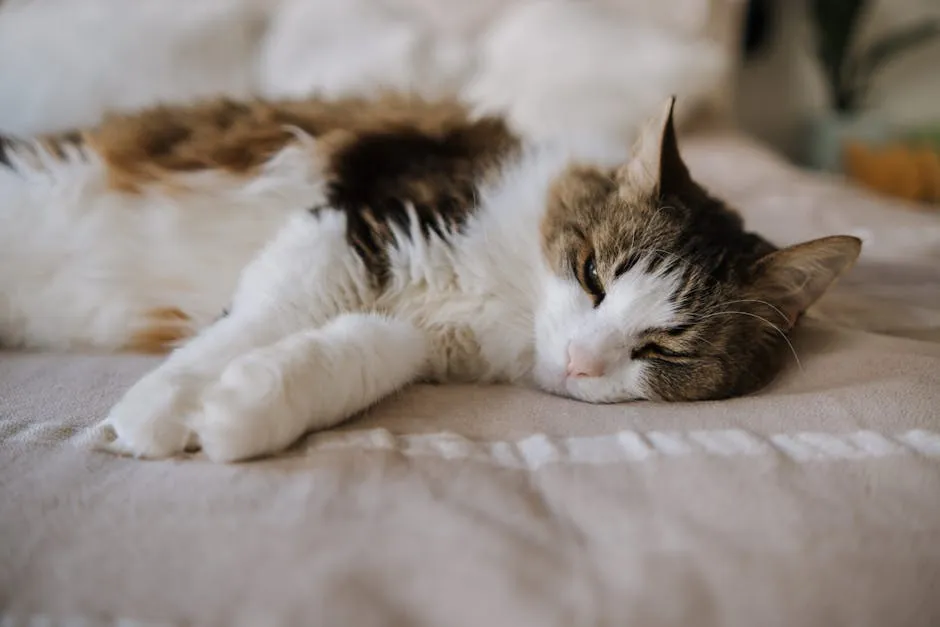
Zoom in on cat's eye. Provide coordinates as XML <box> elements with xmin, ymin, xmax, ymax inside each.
<box><xmin>571</xmin><ymin>247</ymin><xmax>607</xmax><ymax>307</ymax></box>
<box><xmin>583</xmin><ymin>256</ymin><xmax>604</xmax><ymax>298</ymax></box>
<box><xmin>576</xmin><ymin>254</ymin><xmax>604</xmax><ymax>307</ymax></box>
<box><xmin>631</xmin><ymin>342</ymin><xmax>692</xmax><ymax>361</ymax></box>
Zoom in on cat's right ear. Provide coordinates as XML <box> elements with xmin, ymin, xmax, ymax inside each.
<box><xmin>747</xmin><ymin>235</ymin><xmax>862</xmax><ymax>329</ymax></box>
<box><xmin>616</xmin><ymin>96</ymin><xmax>694</xmax><ymax>203</ymax></box>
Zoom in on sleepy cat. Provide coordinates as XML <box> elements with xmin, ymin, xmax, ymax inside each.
<box><xmin>0</xmin><ymin>95</ymin><xmax>861</xmax><ymax>462</ymax></box>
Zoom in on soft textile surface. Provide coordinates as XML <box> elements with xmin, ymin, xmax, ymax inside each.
<box><xmin>2</xmin><ymin>133</ymin><xmax>940</xmax><ymax>626</ymax></box>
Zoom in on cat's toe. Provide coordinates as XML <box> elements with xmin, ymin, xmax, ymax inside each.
<box><xmin>102</xmin><ymin>374</ymin><xmax>197</xmax><ymax>459</ymax></box>
<box><xmin>193</xmin><ymin>352</ymin><xmax>304</xmax><ymax>463</ymax></box>
<box><xmin>194</xmin><ymin>402</ymin><xmax>267</xmax><ymax>463</ymax></box>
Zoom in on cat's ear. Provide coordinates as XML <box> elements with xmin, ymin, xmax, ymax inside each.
<box><xmin>748</xmin><ymin>235</ymin><xmax>862</xmax><ymax>329</ymax></box>
<box><xmin>617</xmin><ymin>96</ymin><xmax>694</xmax><ymax>202</ymax></box>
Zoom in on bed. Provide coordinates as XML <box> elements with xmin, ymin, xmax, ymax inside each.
<box><xmin>2</xmin><ymin>1</ymin><xmax>939</xmax><ymax>625</ymax></box>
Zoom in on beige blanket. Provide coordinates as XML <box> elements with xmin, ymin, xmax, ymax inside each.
<box><xmin>2</xmin><ymin>133</ymin><xmax>940</xmax><ymax>626</ymax></box>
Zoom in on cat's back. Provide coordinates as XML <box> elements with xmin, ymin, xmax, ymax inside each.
<box><xmin>0</xmin><ymin>93</ymin><xmax>524</xmax><ymax>352</ymax></box>
<box><xmin>87</xmin><ymin>93</ymin><xmax>518</xmax><ymax>192</ymax></box>
<box><xmin>92</xmin><ymin>92</ymin><xmax>522</xmax><ymax>281</ymax></box>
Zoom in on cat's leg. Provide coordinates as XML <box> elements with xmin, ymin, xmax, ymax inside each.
<box><xmin>99</xmin><ymin>312</ymin><xmax>285</xmax><ymax>458</ymax></box>
<box><xmin>100</xmin><ymin>209</ymin><xmax>374</xmax><ymax>458</ymax></box>
<box><xmin>192</xmin><ymin>313</ymin><xmax>428</xmax><ymax>462</ymax></box>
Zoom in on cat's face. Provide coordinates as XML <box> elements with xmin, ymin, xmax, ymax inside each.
<box><xmin>532</xmin><ymin>98</ymin><xmax>861</xmax><ymax>403</ymax></box>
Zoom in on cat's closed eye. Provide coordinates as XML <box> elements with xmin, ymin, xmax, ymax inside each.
<box><xmin>665</xmin><ymin>324</ymin><xmax>689</xmax><ymax>337</ymax></box>
<box><xmin>631</xmin><ymin>342</ymin><xmax>695</xmax><ymax>361</ymax></box>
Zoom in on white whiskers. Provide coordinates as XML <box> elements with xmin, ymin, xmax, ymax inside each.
<box><xmin>694</xmin><ymin>310</ymin><xmax>804</xmax><ymax>372</ymax></box>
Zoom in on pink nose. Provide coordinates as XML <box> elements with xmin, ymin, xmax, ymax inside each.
<box><xmin>566</xmin><ymin>344</ymin><xmax>605</xmax><ymax>378</ymax></box>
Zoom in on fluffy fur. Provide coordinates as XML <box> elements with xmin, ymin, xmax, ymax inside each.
<box><xmin>0</xmin><ymin>94</ymin><xmax>861</xmax><ymax>463</ymax></box>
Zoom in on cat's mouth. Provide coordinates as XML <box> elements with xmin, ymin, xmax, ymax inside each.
<box><xmin>530</xmin><ymin>362</ymin><xmax>645</xmax><ymax>404</ymax></box>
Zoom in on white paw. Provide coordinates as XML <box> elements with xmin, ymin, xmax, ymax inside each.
<box><xmin>193</xmin><ymin>349</ymin><xmax>304</xmax><ymax>463</ymax></box>
<box><xmin>98</xmin><ymin>372</ymin><xmax>199</xmax><ymax>458</ymax></box>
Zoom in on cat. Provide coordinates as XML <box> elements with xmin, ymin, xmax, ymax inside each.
<box><xmin>0</xmin><ymin>94</ymin><xmax>861</xmax><ymax>462</ymax></box>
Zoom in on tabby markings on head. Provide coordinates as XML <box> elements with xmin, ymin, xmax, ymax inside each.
<box><xmin>534</xmin><ymin>97</ymin><xmax>861</xmax><ymax>402</ymax></box>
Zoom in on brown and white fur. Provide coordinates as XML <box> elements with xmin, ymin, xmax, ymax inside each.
<box><xmin>0</xmin><ymin>95</ymin><xmax>861</xmax><ymax>462</ymax></box>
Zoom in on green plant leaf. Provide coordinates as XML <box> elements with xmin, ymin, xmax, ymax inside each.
<box><xmin>843</xmin><ymin>19</ymin><xmax>940</xmax><ymax>111</ymax></box>
<box><xmin>808</xmin><ymin>0</ymin><xmax>869</xmax><ymax>111</ymax></box>
<box><xmin>855</xmin><ymin>20</ymin><xmax>940</xmax><ymax>80</ymax></box>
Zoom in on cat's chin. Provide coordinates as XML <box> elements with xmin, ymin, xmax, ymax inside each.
<box><xmin>563</xmin><ymin>385</ymin><xmax>646</xmax><ymax>405</ymax></box>
<box><xmin>538</xmin><ymin>383</ymin><xmax>646</xmax><ymax>405</ymax></box>
<box><xmin>530</xmin><ymin>364</ymin><xmax>645</xmax><ymax>405</ymax></box>
<box><xmin>530</xmin><ymin>362</ymin><xmax>569</xmax><ymax>394</ymax></box>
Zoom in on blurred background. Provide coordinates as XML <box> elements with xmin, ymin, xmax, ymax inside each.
<box><xmin>0</xmin><ymin>0</ymin><xmax>938</xmax><ymax>207</ymax></box>
<box><xmin>737</xmin><ymin>0</ymin><xmax>940</xmax><ymax>203</ymax></box>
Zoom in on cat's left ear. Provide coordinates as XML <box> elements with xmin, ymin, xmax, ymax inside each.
<box><xmin>748</xmin><ymin>235</ymin><xmax>863</xmax><ymax>329</ymax></box>
<box><xmin>617</xmin><ymin>96</ymin><xmax>694</xmax><ymax>202</ymax></box>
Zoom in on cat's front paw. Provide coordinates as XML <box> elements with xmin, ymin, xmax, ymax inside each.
<box><xmin>99</xmin><ymin>372</ymin><xmax>199</xmax><ymax>458</ymax></box>
<box><xmin>193</xmin><ymin>349</ymin><xmax>305</xmax><ymax>463</ymax></box>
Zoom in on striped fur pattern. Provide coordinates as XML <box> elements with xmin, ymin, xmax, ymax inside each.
<box><xmin>0</xmin><ymin>95</ymin><xmax>862</xmax><ymax>462</ymax></box>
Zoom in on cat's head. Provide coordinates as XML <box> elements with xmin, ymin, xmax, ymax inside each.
<box><xmin>532</xmin><ymin>97</ymin><xmax>861</xmax><ymax>403</ymax></box>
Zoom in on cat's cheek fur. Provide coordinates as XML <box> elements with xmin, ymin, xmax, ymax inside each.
<box><xmin>532</xmin><ymin>268</ymin><xmax>682</xmax><ymax>403</ymax></box>
<box><xmin>531</xmin><ymin>275</ymin><xmax>650</xmax><ymax>403</ymax></box>
<box><xmin>532</xmin><ymin>276</ymin><xmax>588</xmax><ymax>394</ymax></box>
